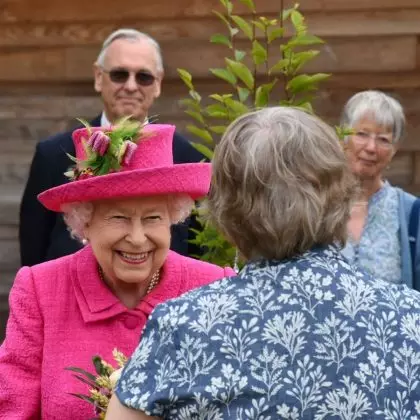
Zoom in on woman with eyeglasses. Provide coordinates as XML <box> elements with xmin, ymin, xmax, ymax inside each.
<box><xmin>340</xmin><ymin>90</ymin><xmax>420</xmax><ymax>289</ymax></box>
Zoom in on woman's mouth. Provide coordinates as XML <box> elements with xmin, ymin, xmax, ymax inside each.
<box><xmin>117</xmin><ymin>251</ymin><xmax>150</xmax><ymax>264</ymax></box>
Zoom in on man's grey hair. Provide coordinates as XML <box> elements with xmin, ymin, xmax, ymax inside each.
<box><xmin>96</xmin><ymin>28</ymin><xmax>164</xmax><ymax>73</ymax></box>
<box><xmin>340</xmin><ymin>90</ymin><xmax>405</xmax><ymax>143</ymax></box>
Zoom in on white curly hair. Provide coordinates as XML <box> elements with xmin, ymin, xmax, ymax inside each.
<box><xmin>62</xmin><ymin>194</ymin><xmax>195</xmax><ymax>242</ymax></box>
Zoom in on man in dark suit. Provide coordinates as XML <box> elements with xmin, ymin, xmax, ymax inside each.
<box><xmin>19</xmin><ymin>29</ymin><xmax>204</xmax><ymax>266</ymax></box>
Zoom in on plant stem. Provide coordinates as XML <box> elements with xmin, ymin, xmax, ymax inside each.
<box><xmin>252</xmin><ymin>11</ymin><xmax>257</xmax><ymax>103</ymax></box>
<box><xmin>279</xmin><ymin>0</ymin><xmax>290</xmax><ymax>101</ymax></box>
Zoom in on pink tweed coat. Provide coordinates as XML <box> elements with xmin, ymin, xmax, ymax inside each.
<box><xmin>0</xmin><ymin>246</ymin><xmax>234</xmax><ymax>419</ymax></box>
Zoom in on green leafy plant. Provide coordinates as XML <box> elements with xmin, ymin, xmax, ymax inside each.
<box><xmin>178</xmin><ymin>0</ymin><xmax>333</xmax><ymax>267</ymax></box>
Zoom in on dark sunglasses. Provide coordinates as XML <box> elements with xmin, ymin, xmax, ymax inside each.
<box><xmin>103</xmin><ymin>68</ymin><xmax>156</xmax><ymax>86</ymax></box>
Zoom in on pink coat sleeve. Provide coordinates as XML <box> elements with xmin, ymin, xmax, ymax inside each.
<box><xmin>0</xmin><ymin>266</ymin><xmax>43</xmax><ymax>419</ymax></box>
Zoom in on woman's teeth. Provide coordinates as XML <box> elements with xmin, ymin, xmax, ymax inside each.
<box><xmin>119</xmin><ymin>251</ymin><xmax>148</xmax><ymax>262</ymax></box>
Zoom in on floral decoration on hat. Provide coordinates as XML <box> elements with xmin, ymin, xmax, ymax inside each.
<box><xmin>64</xmin><ymin>116</ymin><xmax>147</xmax><ymax>181</ymax></box>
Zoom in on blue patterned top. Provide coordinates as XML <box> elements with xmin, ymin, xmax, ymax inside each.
<box><xmin>342</xmin><ymin>182</ymin><xmax>402</xmax><ymax>284</ymax></box>
<box><xmin>116</xmin><ymin>245</ymin><xmax>420</xmax><ymax>419</ymax></box>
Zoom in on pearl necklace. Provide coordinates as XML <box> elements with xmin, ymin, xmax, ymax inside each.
<box><xmin>98</xmin><ymin>266</ymin><xmax>160</xmax><ymax>295</ymax></box>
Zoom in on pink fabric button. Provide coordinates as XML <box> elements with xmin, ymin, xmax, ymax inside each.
<box><xmin>122</xmin><ymin>314</ymin><xmax>140</xmax><ymax>330</ymax></box>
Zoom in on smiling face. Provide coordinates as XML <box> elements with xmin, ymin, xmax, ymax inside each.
<box><xmin>94</xmin><ymin>38</ymin><xmax>162</xmax><ymax>123</ymax></box>
<box><xmin>345</xmin><ymin>116</ymin><xmax>397</xmax><ymax>184</ymax></box>
<box><xmin>84</xmin><ymin>196</ymin><xmax>171</xmax><ymax>294</ymax></box>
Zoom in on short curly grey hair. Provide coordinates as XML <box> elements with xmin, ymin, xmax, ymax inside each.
<box><xmin>62</xmin><ymin>194</ymin><xmax>194</xmax><ymax>242</ymax></box>
<box><xmin>340</xmin><ymin>90</ymin><xmax>405</xmax><ymax>144</ymax></box>
<box><xmin>209</xmin><ymin>106</ymin><xmax>356</xmax><ymax>261</ymax></box>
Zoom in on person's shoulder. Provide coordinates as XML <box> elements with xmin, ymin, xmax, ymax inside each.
<box><xmin>36</xmin><ymin>115</ymin><xmax>101</xmax><ymax>157</ymax></box>
<box><xmin>170</xmin><ymin>251</ymin><xmax>235</xmax><ymax>278</ymax></box>
<box><xmin>22</xmin><ymin>251</ymin><xmax>76</xmax><ymax>280</ymax></box>
<box><xmin>37</xmin><ymin>129</ymin><xmax>75</xmax><ymax>156</ymax></box>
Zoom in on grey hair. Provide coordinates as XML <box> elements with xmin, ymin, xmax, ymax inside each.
<box><xmin>96</xmin><ymin>28</ymin><xmax>163</xmax><ymax>73</ymax></box>
<box><xmin>209</xmin><ymin>106</ymin><xmax>356</xmax><ymax>261</ymax></box>
<box><xmin>340</xmin><ymin>90</ymin><xmax>405</xmax><ymax>143</ymax></box>
<box><xmin>62</xmin><ymin>194</ymin><xmax>194</xmax><ymax>242</ymax></box>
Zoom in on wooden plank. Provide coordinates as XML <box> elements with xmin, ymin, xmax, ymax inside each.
<box><xmin>383</xmin><ymin>152</ymin><xmax>413</xmax><ymax>185</ymax></box>
<box><xmin>1</xmin><ymin>0</ymin><xmax>420</xmax><ymax>23</ymax></box>
<box><xmin>412</xmin><ymin>153</ymin><xmax>420</xmax><ymax>185</ymax></box>
<box><xmin>0</xmin><ymin>118</ymin><xmax>73</xmax><ymax>142</ymax></box>
<box><xmin>1</xmin><ymin>9</ymin><xmax>420</xmax><ymax>47</ymax></box>
<box><xmin>0</xmin><ymin>35</ymin><xmax>415</xmax><ymax>82</ymax></box>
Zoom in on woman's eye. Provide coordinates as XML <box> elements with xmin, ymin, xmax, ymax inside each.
<box><xmin>111</xmin><ymin>215</ymin><xmax>127</xmax><ymax>220</ymax></box>
<box><xmin>357</xmin><ymin>131</ymin><xmax>369</xmax><ymax>137</ymax></box>
<box><xmin>146</xmin><ymin>215</ymin><xmax>161</xmax><ymax>221</ymax></box>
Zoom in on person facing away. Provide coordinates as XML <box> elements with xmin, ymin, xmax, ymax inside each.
<box><xmin>0</xmin><ymin>120</ymin><xmax>235</xmax><ymax>419</ymax></box>
<box><xmin>340</xmin><ymin>90</ymin><xmax>420</xmax><ymax>289</ymax></box>
<box><xmin>106</xmin><ymin>107</ymin><xmax>420</xmax><ymax>419</ymax></box>
<box><xmin>19</xmin><ymin>28</ymin><xmax>204</xmax><ymax>266</ymax></box>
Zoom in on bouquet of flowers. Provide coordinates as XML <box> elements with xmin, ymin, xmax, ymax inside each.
<box><xmin>66</xmin><ymin>349</ymin><xmax>127</xmax><ymax>419</ymax></box>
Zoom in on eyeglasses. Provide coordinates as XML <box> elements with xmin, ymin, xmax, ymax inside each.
<box><xmin>353</xmin><ymin>130</ymin><xmax>394</xmax><ymax>149</ymax></box>
<box><xmin>102</xmin><ymin>68</ymin><xmax>156</xmax><ymax>86</ymax></box>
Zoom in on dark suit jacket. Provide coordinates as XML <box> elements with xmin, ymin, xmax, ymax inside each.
<box><xmin>19</xmin><ymin>115</ymin><xmax>205</xmax><ymax>266</ymax></box>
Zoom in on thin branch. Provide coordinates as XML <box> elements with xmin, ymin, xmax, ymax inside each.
<box><xmin>279</xmin><ymin>0</ymin><xmax>290</xmax><ymax>101</ymax></box>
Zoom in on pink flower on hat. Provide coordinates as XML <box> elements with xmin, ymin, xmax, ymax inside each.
<box><xmin>121</xmin><ymin>141</ymin><xmax>138</xmax><ymax>166</ymax></box>
<box><xmin>87</xmin><ymin>131</ymin><xmax>110</xmax><ymax>156</ymax></box>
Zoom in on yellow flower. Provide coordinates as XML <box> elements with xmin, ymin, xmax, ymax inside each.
<box><xmin>109</xmin><ymin>368</ymin><xmax>123</xmax><ymax>389</ymax></box>
<box><xmin>90</xmin><ymin>389</ymin><xmax>109</xmax><ymax>408</ymax></box>
<box><xmin>112</xmin><ymin>348</ymin><xmax>128</xmax><ymax>368</ymax></box>
<box><xmin>95</xmin><ymin>375</ymin><xmax>112</xmax><ymax>390</ymax></box>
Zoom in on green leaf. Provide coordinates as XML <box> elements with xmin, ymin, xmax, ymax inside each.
<box><xmin>209</xmin><ymin>93</ymin><xmax>233</xmax><ymax>102</ymax></box>
<box><xmin>254</xmin><ymin>80</ymin><xmax>277</xmax><ymax>108</ymax></box>
<box><xmin>177</xmin><ymin>69</ymin><xmax>193</xmax><ymax>90</ymax></box>
<box><xmin>65</xmin><ymin>366</ymin><xmax>97</xmax><ymax>382</ymax></box>
<box><xmin>239</xmin><ymin>0</ymin><xmax>256</xmax><ymax>12</ymax></box>
<box><xmin>210</xmin><ymin>68</ymin><xmax>237</xmax><ymax>85</ymax></box>
<box><xmin>268</xmin><ymin>27</ymin><xmax>284</xmax><ymax>43</ymax></box>
<box><xmin>185</xmin><ymin>110</ymin><xmax>205</xmax><ymax>125</ymax></box>
<box><xmin>296</xmin><ymin>101</ymin><xmax>314</xmax><ymax>113</ymax></box>
<box><xmin>205</xmin><ymin>103</ymin><xmax>228</xmax><ymax>118</ymax></box>
<box><xmin>290</xmin><ymin>10</ymin><xmax>306</xmax><ymax>33</ymax></box>
<box><xmin>210</xmin><ymin>33</ymin><xmax>232</xmax><ymax>48</ymax></box>
<box><xmin>269</xmin><ymin>58</ymin><xmax>290</xmax><ymax>74</ymax></box>
<box><xmin>292</xmin><ymin>50</ymin><xmax>320</xmax><ymax>72</ymax></box>
<box><xmin>252</xmin><ymin>20</ymin><xmax>265</xmax><ymax>31</ymax></box>
<box><xmin>93</xmin><ymin>356</ymin><xmax>109</xmax><ymax>376</ymax></box>
<box><xmin>231</xmin><ymin>15</ymin><xmax>253</xmax><ymax>40</ymax></box>
<box><xmin>186</xmin><ymin>125</ymin><xmax>214</xmax><ymax>145</ymax></box>
<box><xmin>234</xmin><ymin>49</ymin><xmax>246</xmax><ymax>61</ymax></box>
<box><xmin>213</xmin><ymin>10</ymin><xmax>230</xmax><ymax>28</ymax></box>
<box><xmin>226</xmin><ymin>58</ymin><xmax>255</xmax><ymax>90</ymax></box>
<box><xmin>289</xmin><ymin>34</ymin><xmax>324</xmax><ymax>46</ymax></box>
<box><xmin>191</xmin><ymin>142</ymin><xmax>214</xmax><ymax>160</ymax></box>
<box><xmin>209</xmin><ymin>125</ymin><xmax>228</xmax><ymax>134</ymax></box>
<box><xmin>224</xmin><ymin>98</ymin><xmax>249</xmax><ymax>117</ymax></box>
<box><xmin>66</xmin><ymin>152</ymin><xmax>78</xmax><ymax>163</ymax></box>
<box><xmin>179</xmin><ymin>98</ymin><xmax>201</xmax><ymax>110</ymax></box>
<box><xmin>281</xmin><ymin>7</ymin><xmax>294</xmax><ymax>21</ymax></box>
<box><xmin>251</xmin><ymin>40</ymin><xmax>267</xmax><ymax>65</ymax></box>
<box><xmin>286</xmin><ymin>73</ymin><xmax>330</xmax><ymax>94</ymax></box>
<box><xmin>189</xmin><ymin>90</ymin><xmax>201</xmax><ymax>102</ymax></box>
<box><xmin>219</xmin><ymin>0</ymin><xmax>233</xmax><ymax>14</ymax></box>
<box><xmin>237</xmin><ymin>86</ymin><xmax>250</xmax><ymax>102</ymax></box>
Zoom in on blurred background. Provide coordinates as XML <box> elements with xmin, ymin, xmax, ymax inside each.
<box><xmin>1</xmin><ymin>0</ymin><xmax>420</xmax><ymax>340</ymax></box>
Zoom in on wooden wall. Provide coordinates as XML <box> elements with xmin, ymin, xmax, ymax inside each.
<box><xmin>1</xmin><ymin>0</ymin><xmax>420</xmax><ymax>338</ymax></box>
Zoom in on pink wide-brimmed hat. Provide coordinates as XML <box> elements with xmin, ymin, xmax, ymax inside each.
<box><xmin>38</xmin><ymin>122</ymin><xmax>211</xmax><ymax>212</ymax></box>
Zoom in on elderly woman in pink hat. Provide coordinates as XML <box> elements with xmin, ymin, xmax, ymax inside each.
<box><xmin>0</xmin><ymin>121</ymin><xmax>234</xmax><ymax>419</ymax></box>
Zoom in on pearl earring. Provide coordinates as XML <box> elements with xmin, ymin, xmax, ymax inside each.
<box><xmin>82</xmin><ymin>238</ymin><xmax>89</xmax><ymax>246</ymax></box>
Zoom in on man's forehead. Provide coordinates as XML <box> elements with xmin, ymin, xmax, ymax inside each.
<box><xmin>103</xmin><ymin>38</ymin><xmax>159</xmax><ymax>70</ymax></box>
